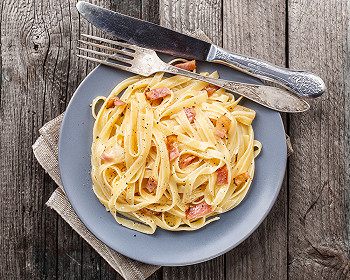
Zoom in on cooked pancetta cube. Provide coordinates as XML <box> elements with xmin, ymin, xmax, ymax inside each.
<box><xmin>216</xmin><ymin>165</ymin><xmax>229</xmax><ymax>185</ymax></box>
<box><xmin>184</xmin><ymin>107</ymin><xmax>196</xmax><ymax>123</ymax></box>
<box><xmin>203</xmin><ymin>84</ymin><xmax>220</xmax><ymax>96</ymax></box>
<box><xmin>186</xmin><ymin>202</ymin><xmax>212</xmax><ymax>220</ymax></box>
<box><xmin>179</xmin><ymin>155</ymin><xmax>197</xmax><ymax>169</ymax></box>
<box><xmin>106</xmin><ymin>96</ymin><xmax>126</xmax><ymax>108</ymax></box>
<box><xmin>214</xmin><ymin>115</ymin><xmax>231</xmax><ymax>138</ymax></box>
<box><xmin>166</xmin><ymin>134</ymin><xmax>180</xmax><ymax>161</ymax></box>
<box><xmin>145</xmin><ymin>87</ymin><xmax>171</xmax><ymax>100</ymax></box>
<box><xmin>145</xmin><ymin>176</ymin><xmax>158</xmax><ymax>192</ymax></box>
<box><xmin>174</xmin><ymin>60</ymin><xmax>196</xmax><ymax>71</ymax></box>
<box><xmin>234</xmin><ymin>172</ymin><xmax>250</xmax><ymax>185</ymax></box>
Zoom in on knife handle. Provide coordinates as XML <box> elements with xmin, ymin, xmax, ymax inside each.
<box><xmin>207</xmin><ymin>46</ymin><xmax>326</xmax><ymax>98</ymax></box>
<box><xmin>165</xmin><ymin>65</ymin><xmax>310</xmax><ymax>113</ymax></box>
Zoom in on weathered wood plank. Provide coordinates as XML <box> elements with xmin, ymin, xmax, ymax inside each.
<box><xmin>110</xmin><ymin>0</ymin><xmax>142</xmax><ymax>19</ymax></box>
<box><xmin>160</xmin><ymin>0</ymin><xmax>222</xmax><ymax>46</ymax></box>
<box><xmin>288</xmin><ymin>0</ymin><xmax>350</xmax><ymax>279</ymax></box>
<box><xmin>53</xmin><ymin>0</ymin><xmax>85</xmax><ymax>276</ymax></box>
<box><xmin>223</xmin><ymin>0</ymin><xmax>288</xmax><ymax>279</ymax></box>
<box><xmin>159</xmin><ymin>0</ymin><xmax>223</xmax><ymax>279</ymax></box>
<box><xmin>0</xmin><ymin>0</ymin><xmax>60</xmax><ymax>278</ymax></box>
<box><xmin>163</xmin><ymin>260</ymin><xmax>225</xmax><ymax>280</ymax></box>
<box><xmin>142</xmin><ymin>0</ymin><xmax>160</xmax><ymax>25</ymax></box>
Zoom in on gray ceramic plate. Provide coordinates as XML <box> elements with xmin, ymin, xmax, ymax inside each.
<box><xmin>58</xmin><ymin>56</ymin><xmax>287</xmax><ymax>266</ymax></box>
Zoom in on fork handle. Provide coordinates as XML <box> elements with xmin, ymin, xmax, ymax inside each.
<box><xmin>165</xmin><ymin>65</ymin><xmax>310</xmax><ymax>113</ymax></box>
<box><xmin>206</xmin><ymin>46</ymin><xmax>326</xmax><ymax>98</ymax></box>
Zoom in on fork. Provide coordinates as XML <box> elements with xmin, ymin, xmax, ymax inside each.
<box><xmin>77</xmin><ymin>34</ymin><xmax>309</xmax><ymax>113</ymax></box>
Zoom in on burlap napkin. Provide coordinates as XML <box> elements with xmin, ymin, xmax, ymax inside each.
<box><xmin>32</xmin><ymin>30</ymin><xmax>293</xmax><ymax>280</ymax></box>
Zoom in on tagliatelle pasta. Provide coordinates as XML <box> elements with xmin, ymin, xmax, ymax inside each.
<box><xmin>91</xmin><ymin>67</ymin><xmax>262</xmax><ymax>234</ymax></box>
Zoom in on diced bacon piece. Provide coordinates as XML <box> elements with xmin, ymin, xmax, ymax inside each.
<box><xmin>214</xmin><ymin>115</ymin><xmax>231</xmax><ymax>138</ymax></box>
<box><xmin>106</xmin><ymin>96</ymin><xmax>126</xmax><ymax>108</ymax></box>
<box><xmin>140</xmin><ymin>208</ymin><xmax>160</xmax><ymax>216</ymax></box>
<box><xmin>234</xmin><ymin>172</ymin><xmax>250</xmax><ymax>185</ymax></box>
<box><xmin>100</xmin><ymin>150</ymin><xmax>114</xmax><ymax>162</ymax></box>
<box><xmin>216</xmin><ymin>165</ymin><xmax>229</xmax><ymax>185</ymax></box>
<box><xmin>203</xmin><ymin>84</ymin><xmax>220</xmax><ymax>96</ymax></box>
<box><xmin>166</xmin><ymin>134</ymin><xmax>179</xmax><ymax>161</ymax></box>
<box><xmin>179</xmin><ymin>155</ymin><xmax>197</xmax><ymax>169</ymax></box>
<box><xmin>106</xmin><ymin>97</ymin><xmax>116</xmax><ymax>109</ymax></box>
<box><xmin>145</xmin><ymin>176</ymin><xmax>158</xmax><ymax>192</ymax></box>
<box><xmin>174</xmin><ymin>60</ymin><xmax>196</xmax><ymax>71</ymax></box>
<box><xmin>145</xmin><ymin>87</ymin><xmax>171</xmax><ymax>101</ymax></box>
<box><xmin>184</xmin><ymin>107</ymin><xmax>196</xmax><ymax>123</ymax></box>
<box><xmin>114</xmin><ymin>98</ymin><xmax>126</xmax><ymax>106</ymax></box>
<box><xmin>186</xmin><ymin>202</ymin><xmax>212</xmax><ymax>220</ymax></box>
<box><xmin>100</xmin><ymin>146</ymin><xmax>125</xmax><ymax>162</ymax></box>
<box><xmin>215</xmin><ymin>129</ymin><xmax>226</xmax><ymax>139</ymax></box>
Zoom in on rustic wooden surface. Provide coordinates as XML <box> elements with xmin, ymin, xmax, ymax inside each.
<box><xmin>0</xmin><ymin>0</ymin><xmax>348</xmax><ymax>279</ymax></box>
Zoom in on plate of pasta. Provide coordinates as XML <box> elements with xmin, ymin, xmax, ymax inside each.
<box><xmin>58</xmin><ymin>55</ymin><xmax>287</xmax><ymax>266</ymax></box>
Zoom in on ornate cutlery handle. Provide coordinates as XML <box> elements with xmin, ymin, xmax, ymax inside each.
<box><xmin>165</xmin><ymin>65</ymin><xmax>310</xmax><ymax>113</ymax></box>
<box><xmin>207</xmin><ymin>46</ymin><xmax>326</xmax><ymax>98</ymax></box>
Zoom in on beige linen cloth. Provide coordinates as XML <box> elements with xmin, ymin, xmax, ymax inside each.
<box><xmin>32</xmin><ymin>30</ymin><xmax>293</xmax><ymax>280</ymax></box>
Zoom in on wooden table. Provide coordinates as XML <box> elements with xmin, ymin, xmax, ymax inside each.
<box><xmin>1</xmin><ymin>0</ymin><xmax>348</xmax><ymax>279</ymax></box>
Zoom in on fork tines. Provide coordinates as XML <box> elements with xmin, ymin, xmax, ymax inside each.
<box><xmin>77</xmin><ymin>34</ymin><xmax>137</xmax><ymax>70</ymax></box>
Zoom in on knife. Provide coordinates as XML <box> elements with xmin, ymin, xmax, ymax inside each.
<box><xmin>76</xmin><ymin>1</ymin><xmax>325</xmax><ymax>98</ymax></box>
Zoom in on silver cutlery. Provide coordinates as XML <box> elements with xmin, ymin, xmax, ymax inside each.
<box><xmin>76</xmin><ymin>1</ymin><xmax>325</xmax><ymax>98</ymax></box>
<box><xmin>77</xmin><ymin>34</ymin><xmax>309</xmax><ymax>113</ymax></box>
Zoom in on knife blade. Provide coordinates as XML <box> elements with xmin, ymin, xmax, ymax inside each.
<box><xmin>76</xmin><ymin>1</ymin><xmax>325</xmax><ymax>98</ymax></box>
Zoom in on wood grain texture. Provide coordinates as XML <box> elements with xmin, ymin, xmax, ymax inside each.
<box><xmin>1</xmin><ymin>0</ymin><xmax>350</xmax><ymax>279</ymax></box>
<box><xmin>0</xmin><ymin>0</ymin><xmax>56</xmax><ymax>278</ymax></box>
<box><xmin>288</xmin><ymin>0</ymin><xmax>350</xmax><ymax>279</ymax></box>
<box><xmin>160</xmin><ymin>0</ymin><xmax>222</xmax><ymax>45</ymax></box>
<box><xmin>223</xmin><ymin>1</ymin><xmax>288</xmax><ymax>279</ymax></box>
<box><xmin>159</xmin><ymin>0</ymin><xmax>224</xmax><ymax>279</ymax></box>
